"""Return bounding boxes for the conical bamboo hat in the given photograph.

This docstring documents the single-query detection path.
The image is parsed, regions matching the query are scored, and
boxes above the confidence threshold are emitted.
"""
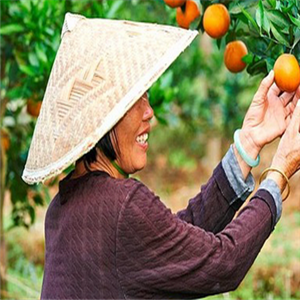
[22,13,198,184]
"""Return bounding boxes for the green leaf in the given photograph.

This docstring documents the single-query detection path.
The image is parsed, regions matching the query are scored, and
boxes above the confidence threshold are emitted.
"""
[292,28,300,48]
[230,5,243,15]
[106,0,123,18]
[160,71,173,89]
[266,0,276,8]
[270,23,290,47]
[19,64,36,76]
[35,43,48,64]
[266,57,276,72]
[267,10,290,29]
[0,24,24,35]
[242,53,254,64]
[233,12,249,25]
[225,30,236,44]
[241,7,260,33]
[247,59,267,76]
[282,3,296,14]
[28,53,39,67]
[256,0,270,35]
[216,38,222,50]
[288,14,300,28]
[275,0,281,10]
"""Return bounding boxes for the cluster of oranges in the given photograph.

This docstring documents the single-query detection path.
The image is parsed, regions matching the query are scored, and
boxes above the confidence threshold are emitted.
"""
[164,0,300,92]
[164,1,248,74]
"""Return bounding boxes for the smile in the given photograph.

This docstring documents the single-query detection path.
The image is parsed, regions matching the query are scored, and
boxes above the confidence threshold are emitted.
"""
[136,133,148,145]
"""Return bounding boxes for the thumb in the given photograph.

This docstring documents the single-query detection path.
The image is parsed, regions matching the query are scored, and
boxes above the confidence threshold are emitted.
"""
[253,70,274,104]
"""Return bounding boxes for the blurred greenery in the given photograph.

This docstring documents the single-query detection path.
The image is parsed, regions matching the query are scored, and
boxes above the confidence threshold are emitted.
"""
[1,0,300,299]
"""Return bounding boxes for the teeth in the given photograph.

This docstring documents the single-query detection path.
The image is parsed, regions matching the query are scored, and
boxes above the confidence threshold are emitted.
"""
[136,133,148,144]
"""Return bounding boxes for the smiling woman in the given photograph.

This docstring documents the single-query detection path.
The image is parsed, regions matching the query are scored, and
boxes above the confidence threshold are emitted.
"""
[22,13,300,300]
[72,92,153,179]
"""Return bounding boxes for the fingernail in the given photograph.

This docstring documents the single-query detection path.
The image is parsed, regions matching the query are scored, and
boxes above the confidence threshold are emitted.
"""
[297,99,300,107]
[269,70,274,77]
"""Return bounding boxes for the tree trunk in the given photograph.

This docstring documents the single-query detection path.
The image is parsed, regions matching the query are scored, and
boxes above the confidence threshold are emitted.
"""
[0,144,7,298]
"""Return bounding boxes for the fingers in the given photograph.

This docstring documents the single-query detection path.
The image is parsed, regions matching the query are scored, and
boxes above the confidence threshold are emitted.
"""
[294,85,300,101]
[253,70,274,104]
[285,101,295,116]
[292,85,300,106]
[280,92,295,106]
[267,82,281,98]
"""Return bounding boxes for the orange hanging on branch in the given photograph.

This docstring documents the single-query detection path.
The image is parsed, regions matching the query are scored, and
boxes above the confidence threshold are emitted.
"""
[1,129,10,152]
[274,54,300,93]
[164,0,186,8]
[224,41,248,73]
[27,99,42,117]
[203,4,230,39]
[176,0,200,29]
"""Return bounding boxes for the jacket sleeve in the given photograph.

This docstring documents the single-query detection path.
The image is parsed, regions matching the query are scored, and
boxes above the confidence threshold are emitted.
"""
[177,146,254,233]
[116,181,278,299]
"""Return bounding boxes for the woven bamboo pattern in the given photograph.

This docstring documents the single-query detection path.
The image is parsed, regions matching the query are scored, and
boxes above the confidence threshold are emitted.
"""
[22,13,198,184]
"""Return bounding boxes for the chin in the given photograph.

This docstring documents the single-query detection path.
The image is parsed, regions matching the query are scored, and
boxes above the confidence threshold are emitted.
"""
[132,158,147,173]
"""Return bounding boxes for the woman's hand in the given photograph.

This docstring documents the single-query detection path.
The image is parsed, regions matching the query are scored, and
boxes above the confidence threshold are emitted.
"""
[240,70,299,159]
[266,100,300,195]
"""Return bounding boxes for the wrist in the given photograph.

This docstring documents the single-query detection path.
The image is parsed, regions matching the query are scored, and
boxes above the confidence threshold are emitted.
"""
[239,128,261,160]
[271,154,290,179]
[266,171,286,194]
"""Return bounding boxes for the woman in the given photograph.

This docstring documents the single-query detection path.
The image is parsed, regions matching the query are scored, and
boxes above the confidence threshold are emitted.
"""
[23,14,300,299]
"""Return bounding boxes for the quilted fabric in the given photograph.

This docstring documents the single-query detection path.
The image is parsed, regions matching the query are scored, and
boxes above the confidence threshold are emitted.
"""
[41,163,277,299]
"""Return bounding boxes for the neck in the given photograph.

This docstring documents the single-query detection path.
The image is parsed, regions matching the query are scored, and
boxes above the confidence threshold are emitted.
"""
[72,151,127,179]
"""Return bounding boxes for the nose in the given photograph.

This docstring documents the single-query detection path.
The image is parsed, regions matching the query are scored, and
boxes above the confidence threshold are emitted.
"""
[143,101,154,121]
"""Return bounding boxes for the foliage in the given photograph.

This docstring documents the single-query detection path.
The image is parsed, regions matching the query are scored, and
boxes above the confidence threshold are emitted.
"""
[199,0,300,75]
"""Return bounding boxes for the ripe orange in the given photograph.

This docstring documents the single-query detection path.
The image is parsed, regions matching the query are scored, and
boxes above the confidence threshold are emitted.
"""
[203,4,230,39]
[27,99,42,117]
[176,0,200,29]
[1,129,10,151]
[164,0,186,8]
[224,40,248,73]
[274,54,300,93]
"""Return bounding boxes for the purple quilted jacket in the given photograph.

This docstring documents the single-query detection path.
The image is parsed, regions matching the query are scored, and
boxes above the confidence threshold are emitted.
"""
[41,162,277,299]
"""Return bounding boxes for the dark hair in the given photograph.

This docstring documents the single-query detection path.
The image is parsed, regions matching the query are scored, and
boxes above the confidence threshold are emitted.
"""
[79,129,119,169]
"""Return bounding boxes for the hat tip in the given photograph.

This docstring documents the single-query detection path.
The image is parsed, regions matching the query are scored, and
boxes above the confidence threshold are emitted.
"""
[61,12,86,39]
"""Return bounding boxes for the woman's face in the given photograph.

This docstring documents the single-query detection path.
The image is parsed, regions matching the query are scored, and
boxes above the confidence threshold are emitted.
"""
[114,92,154,174]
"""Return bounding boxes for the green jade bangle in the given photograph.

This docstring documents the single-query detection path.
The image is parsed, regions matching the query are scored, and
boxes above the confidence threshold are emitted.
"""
[234,129,260,168]
[111,160,129,178]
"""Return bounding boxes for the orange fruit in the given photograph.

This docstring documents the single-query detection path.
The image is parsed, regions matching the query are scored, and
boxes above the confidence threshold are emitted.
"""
[203,4,230,39]
[1,129,10,151]
[27,99,42,117]
[274,54,300,93]
[176,0,200,29]
[224,40,248,73]
[164,0,186,8]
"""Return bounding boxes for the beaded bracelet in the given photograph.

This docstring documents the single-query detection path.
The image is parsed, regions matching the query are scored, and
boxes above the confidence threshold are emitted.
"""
[259,167,290,201]
[234,129,260,167]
